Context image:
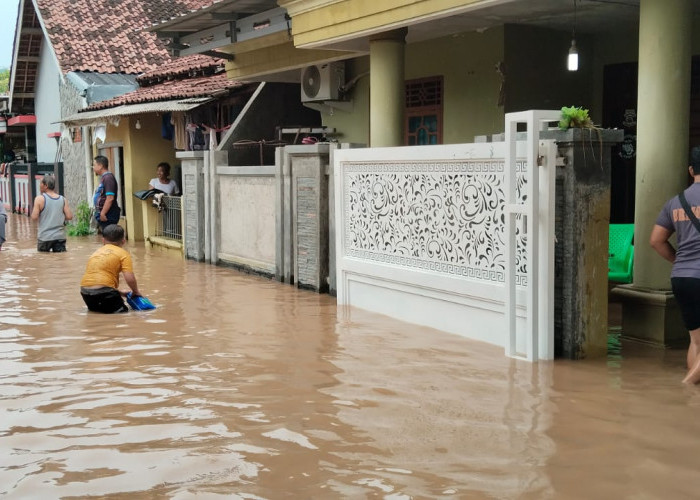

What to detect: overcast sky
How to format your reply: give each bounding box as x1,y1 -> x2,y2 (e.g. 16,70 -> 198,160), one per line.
1,0 -> 21,69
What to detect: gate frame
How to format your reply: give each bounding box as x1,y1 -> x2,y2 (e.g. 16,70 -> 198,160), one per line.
504,110 -> 560,361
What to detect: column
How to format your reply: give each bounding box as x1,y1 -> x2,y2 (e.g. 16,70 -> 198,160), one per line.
612,0 -> 692,346
369,28 -> 407,147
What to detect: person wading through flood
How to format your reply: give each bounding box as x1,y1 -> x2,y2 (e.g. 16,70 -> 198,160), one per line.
30,174 -> 73,252
79,224 -> 143,313
92,155 -> 121,231
650,146 -> 700,384
0,197 -> 7,251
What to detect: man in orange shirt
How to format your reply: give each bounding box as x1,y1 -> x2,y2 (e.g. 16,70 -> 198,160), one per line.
80,224 -> 143,313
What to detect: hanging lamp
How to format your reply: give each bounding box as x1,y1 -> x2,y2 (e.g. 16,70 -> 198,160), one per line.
568,0 -> 579,71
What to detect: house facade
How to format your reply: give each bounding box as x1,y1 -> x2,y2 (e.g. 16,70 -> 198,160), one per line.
7,0 -> 214,211
59,55 -> 276,244
148,0 -> 700,351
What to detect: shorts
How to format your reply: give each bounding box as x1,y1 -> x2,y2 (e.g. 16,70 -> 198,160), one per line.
80,286 -> 128,314
37,239 -> 66,252
671,277 -> 700,330
95,213 -> 120,231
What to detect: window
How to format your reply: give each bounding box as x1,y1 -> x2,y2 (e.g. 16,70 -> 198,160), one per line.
405,76 -> 443,145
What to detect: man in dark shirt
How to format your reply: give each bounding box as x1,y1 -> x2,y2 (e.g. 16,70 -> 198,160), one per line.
92,155 -> 121,231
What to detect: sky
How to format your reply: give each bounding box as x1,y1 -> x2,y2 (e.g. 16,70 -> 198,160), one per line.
1,0 -> 21,69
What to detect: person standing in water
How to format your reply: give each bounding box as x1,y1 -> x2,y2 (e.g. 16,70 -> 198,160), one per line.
650,146 -> 700,384
0,197 -> 7,250
80,224 -> 143,313
92,155 -> 121,230
30,174 -> 73,252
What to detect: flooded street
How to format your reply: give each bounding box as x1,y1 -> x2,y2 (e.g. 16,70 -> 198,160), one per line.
1,214 -> 700,499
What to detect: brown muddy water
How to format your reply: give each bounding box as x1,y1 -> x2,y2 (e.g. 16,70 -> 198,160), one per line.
1,214 -> 700,499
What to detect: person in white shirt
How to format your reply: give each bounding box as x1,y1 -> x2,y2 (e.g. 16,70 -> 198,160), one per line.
148,162 -> 179,195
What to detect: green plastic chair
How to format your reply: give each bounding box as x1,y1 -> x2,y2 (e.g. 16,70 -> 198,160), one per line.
608,223 -> 634,283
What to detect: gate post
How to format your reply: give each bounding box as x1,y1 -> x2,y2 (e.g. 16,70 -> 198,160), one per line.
178,151 -> 206,261
542,127 -> 623,358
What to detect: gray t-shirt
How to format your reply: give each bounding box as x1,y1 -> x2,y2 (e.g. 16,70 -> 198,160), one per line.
655,182 -> 700,278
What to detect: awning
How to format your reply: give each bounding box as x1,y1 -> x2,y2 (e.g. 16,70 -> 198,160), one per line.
8,115 -> 37,126
56,97 -> 214,126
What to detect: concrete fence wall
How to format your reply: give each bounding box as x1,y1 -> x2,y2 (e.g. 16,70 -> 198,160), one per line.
217,165 -> 277,275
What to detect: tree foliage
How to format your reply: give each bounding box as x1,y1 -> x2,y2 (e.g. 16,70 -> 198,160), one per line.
0,68 -> 9,94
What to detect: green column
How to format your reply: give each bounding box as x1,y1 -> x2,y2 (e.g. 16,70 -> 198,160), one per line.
634,0 -> 692,289
369,28 -> 407,147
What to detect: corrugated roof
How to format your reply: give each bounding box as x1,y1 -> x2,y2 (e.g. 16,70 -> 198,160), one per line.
58,97 -> 215,126
83,71 -> 245,110
70,72 -> 140,87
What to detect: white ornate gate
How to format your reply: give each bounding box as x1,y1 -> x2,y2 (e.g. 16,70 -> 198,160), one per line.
334,111 -> 559,361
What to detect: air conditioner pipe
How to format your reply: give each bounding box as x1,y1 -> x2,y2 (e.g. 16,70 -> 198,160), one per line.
339,71 -> 369,95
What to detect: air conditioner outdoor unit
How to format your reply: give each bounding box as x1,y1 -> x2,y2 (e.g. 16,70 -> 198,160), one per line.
300,62 -> 345,102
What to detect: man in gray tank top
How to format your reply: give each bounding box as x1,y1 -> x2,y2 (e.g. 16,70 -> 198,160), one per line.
30,174 -> 73,252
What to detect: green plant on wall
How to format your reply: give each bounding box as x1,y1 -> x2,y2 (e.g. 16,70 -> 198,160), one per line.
559,105 -> 603,166
66,201 -> 94,236
558,106 -> 595,130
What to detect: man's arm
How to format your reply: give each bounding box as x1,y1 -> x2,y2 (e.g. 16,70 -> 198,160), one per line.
30,195 -> 44,220
650,224 -> 676,263
100,195 -> 115,221
121,271 -> 141,296
63,199 -> 73,221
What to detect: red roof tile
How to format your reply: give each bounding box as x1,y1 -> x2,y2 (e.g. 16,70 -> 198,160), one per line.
35,0 -> 217,74
83,72 -> 247,110
136,54 -> 226,84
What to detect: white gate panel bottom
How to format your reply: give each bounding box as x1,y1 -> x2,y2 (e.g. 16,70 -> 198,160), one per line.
334,112 -> 557,360
342,271 -> 528,350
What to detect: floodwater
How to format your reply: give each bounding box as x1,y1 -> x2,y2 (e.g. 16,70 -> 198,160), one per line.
1,215 -> 700,499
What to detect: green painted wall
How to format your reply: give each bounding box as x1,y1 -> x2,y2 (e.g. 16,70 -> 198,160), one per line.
321,19 -> 700,146
407,26 -> 506,143
323,26 -> 505,145
317,56 -> 370,146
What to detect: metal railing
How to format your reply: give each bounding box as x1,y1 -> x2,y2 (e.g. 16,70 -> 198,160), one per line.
1,174 -> 11,209
155,195 -> 182,240
0,162 -> 64,215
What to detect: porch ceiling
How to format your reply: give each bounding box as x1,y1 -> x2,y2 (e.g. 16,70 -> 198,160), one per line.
310,0 -> 648,52
147,0 -> 700,81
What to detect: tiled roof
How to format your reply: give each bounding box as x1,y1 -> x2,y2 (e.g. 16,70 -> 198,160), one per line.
35,0 -> 218,74
136,54 -> 226,84
83,72 -> 246,110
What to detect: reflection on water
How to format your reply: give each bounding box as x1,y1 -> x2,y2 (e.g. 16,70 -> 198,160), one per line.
1,215 -> 699,498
